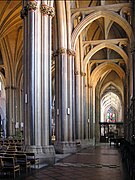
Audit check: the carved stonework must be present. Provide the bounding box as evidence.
[67,49,76,56]
[27,1,37,12]
[120,6,131,24]
[118,41,128,48]
[5,86,17,90]
[53,48,75,56]
[20,1,37,19]
[74,71,79,75]
[20,6,28,19]
[41,4,55,17]
[131,96,135,101]
[81,72,86,76]
[130,44,135,54]
[57,48,67,55]
[131,48,135,54]
[89,85,92,88]
[120,7,131,17]
[52,51,58,58]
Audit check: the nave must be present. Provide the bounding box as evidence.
[0,0,135,179]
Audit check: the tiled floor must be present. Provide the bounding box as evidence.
[1,144,129,180]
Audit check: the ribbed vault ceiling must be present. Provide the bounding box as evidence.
[100,91,122,122]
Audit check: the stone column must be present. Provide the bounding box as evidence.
[67,49,76,142]
[59,48,68,142]
[82,72,90,147]
[66,1,76,143]
[55,48,76,153]
[40,2,55,146]
[92,86,96,146]
[83,74,87,139]
[21,0,38,146]
[89,85,93,139]
[95,87,100,142]
[87,65,91,140]
[54,1,76,153]
[75,39,81,141]
[5,86,17,137]
[131,47,135,136]
[21,0,55,164]
[101,0,105,5]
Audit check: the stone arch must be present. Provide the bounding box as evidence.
[100,81,123,101]
[84,42,128,71]
[100,83,124,123]
[90,62,125,88]
[71,10,133,49]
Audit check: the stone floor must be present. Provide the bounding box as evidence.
[1,144,130,180]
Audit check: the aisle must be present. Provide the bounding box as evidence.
[16,144,129,180]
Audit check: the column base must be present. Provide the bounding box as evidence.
[76,139,93,149]
[81,139,94,148]
[54,141,77,154]
[25,145,55,165]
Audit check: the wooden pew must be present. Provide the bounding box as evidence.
[1,157,20,179]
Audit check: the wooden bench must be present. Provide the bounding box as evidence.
[15,154,31,173]
[1,157,20,179]
[25,152,39,168]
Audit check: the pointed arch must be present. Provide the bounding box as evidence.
[100,81,123,101]
[84,42,128,71]
[90,62,125,88]
[71,10,133,49]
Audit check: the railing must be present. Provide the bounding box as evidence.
[126,97,135,142]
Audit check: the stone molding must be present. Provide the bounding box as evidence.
[20,6,28,19]
[120,6,131,17]
[25,145,55,164]
[41,4,55,17]
[5,86,17,90]
[81,72,86,76]
[131,96,135,101]
[57,48,67,54]
[88,84,92,88]
[67,49,76,56]
[54,141,77,154]
[74,71,79,75]
[27,1,37,11]
[25,145,55,155]
[20,1,37,19]
[131,46,135,54]
[52,48,76,57]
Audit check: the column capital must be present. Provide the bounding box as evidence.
[20,6,28,19]
[131,96,135,101]
[52,48,67,56]
[27,1,38,11]
[53,48,76,57]
[88,84,92,88]
[131,47,135,54]
[67,49,76,57]
[81,72,86,76]
[52,51,58,58]
[57,48,67,54]
[20,1,37,19]
[41,4,55,17]
[130,41,135,54]
[74,71,79,76]
[5,86,17,90]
